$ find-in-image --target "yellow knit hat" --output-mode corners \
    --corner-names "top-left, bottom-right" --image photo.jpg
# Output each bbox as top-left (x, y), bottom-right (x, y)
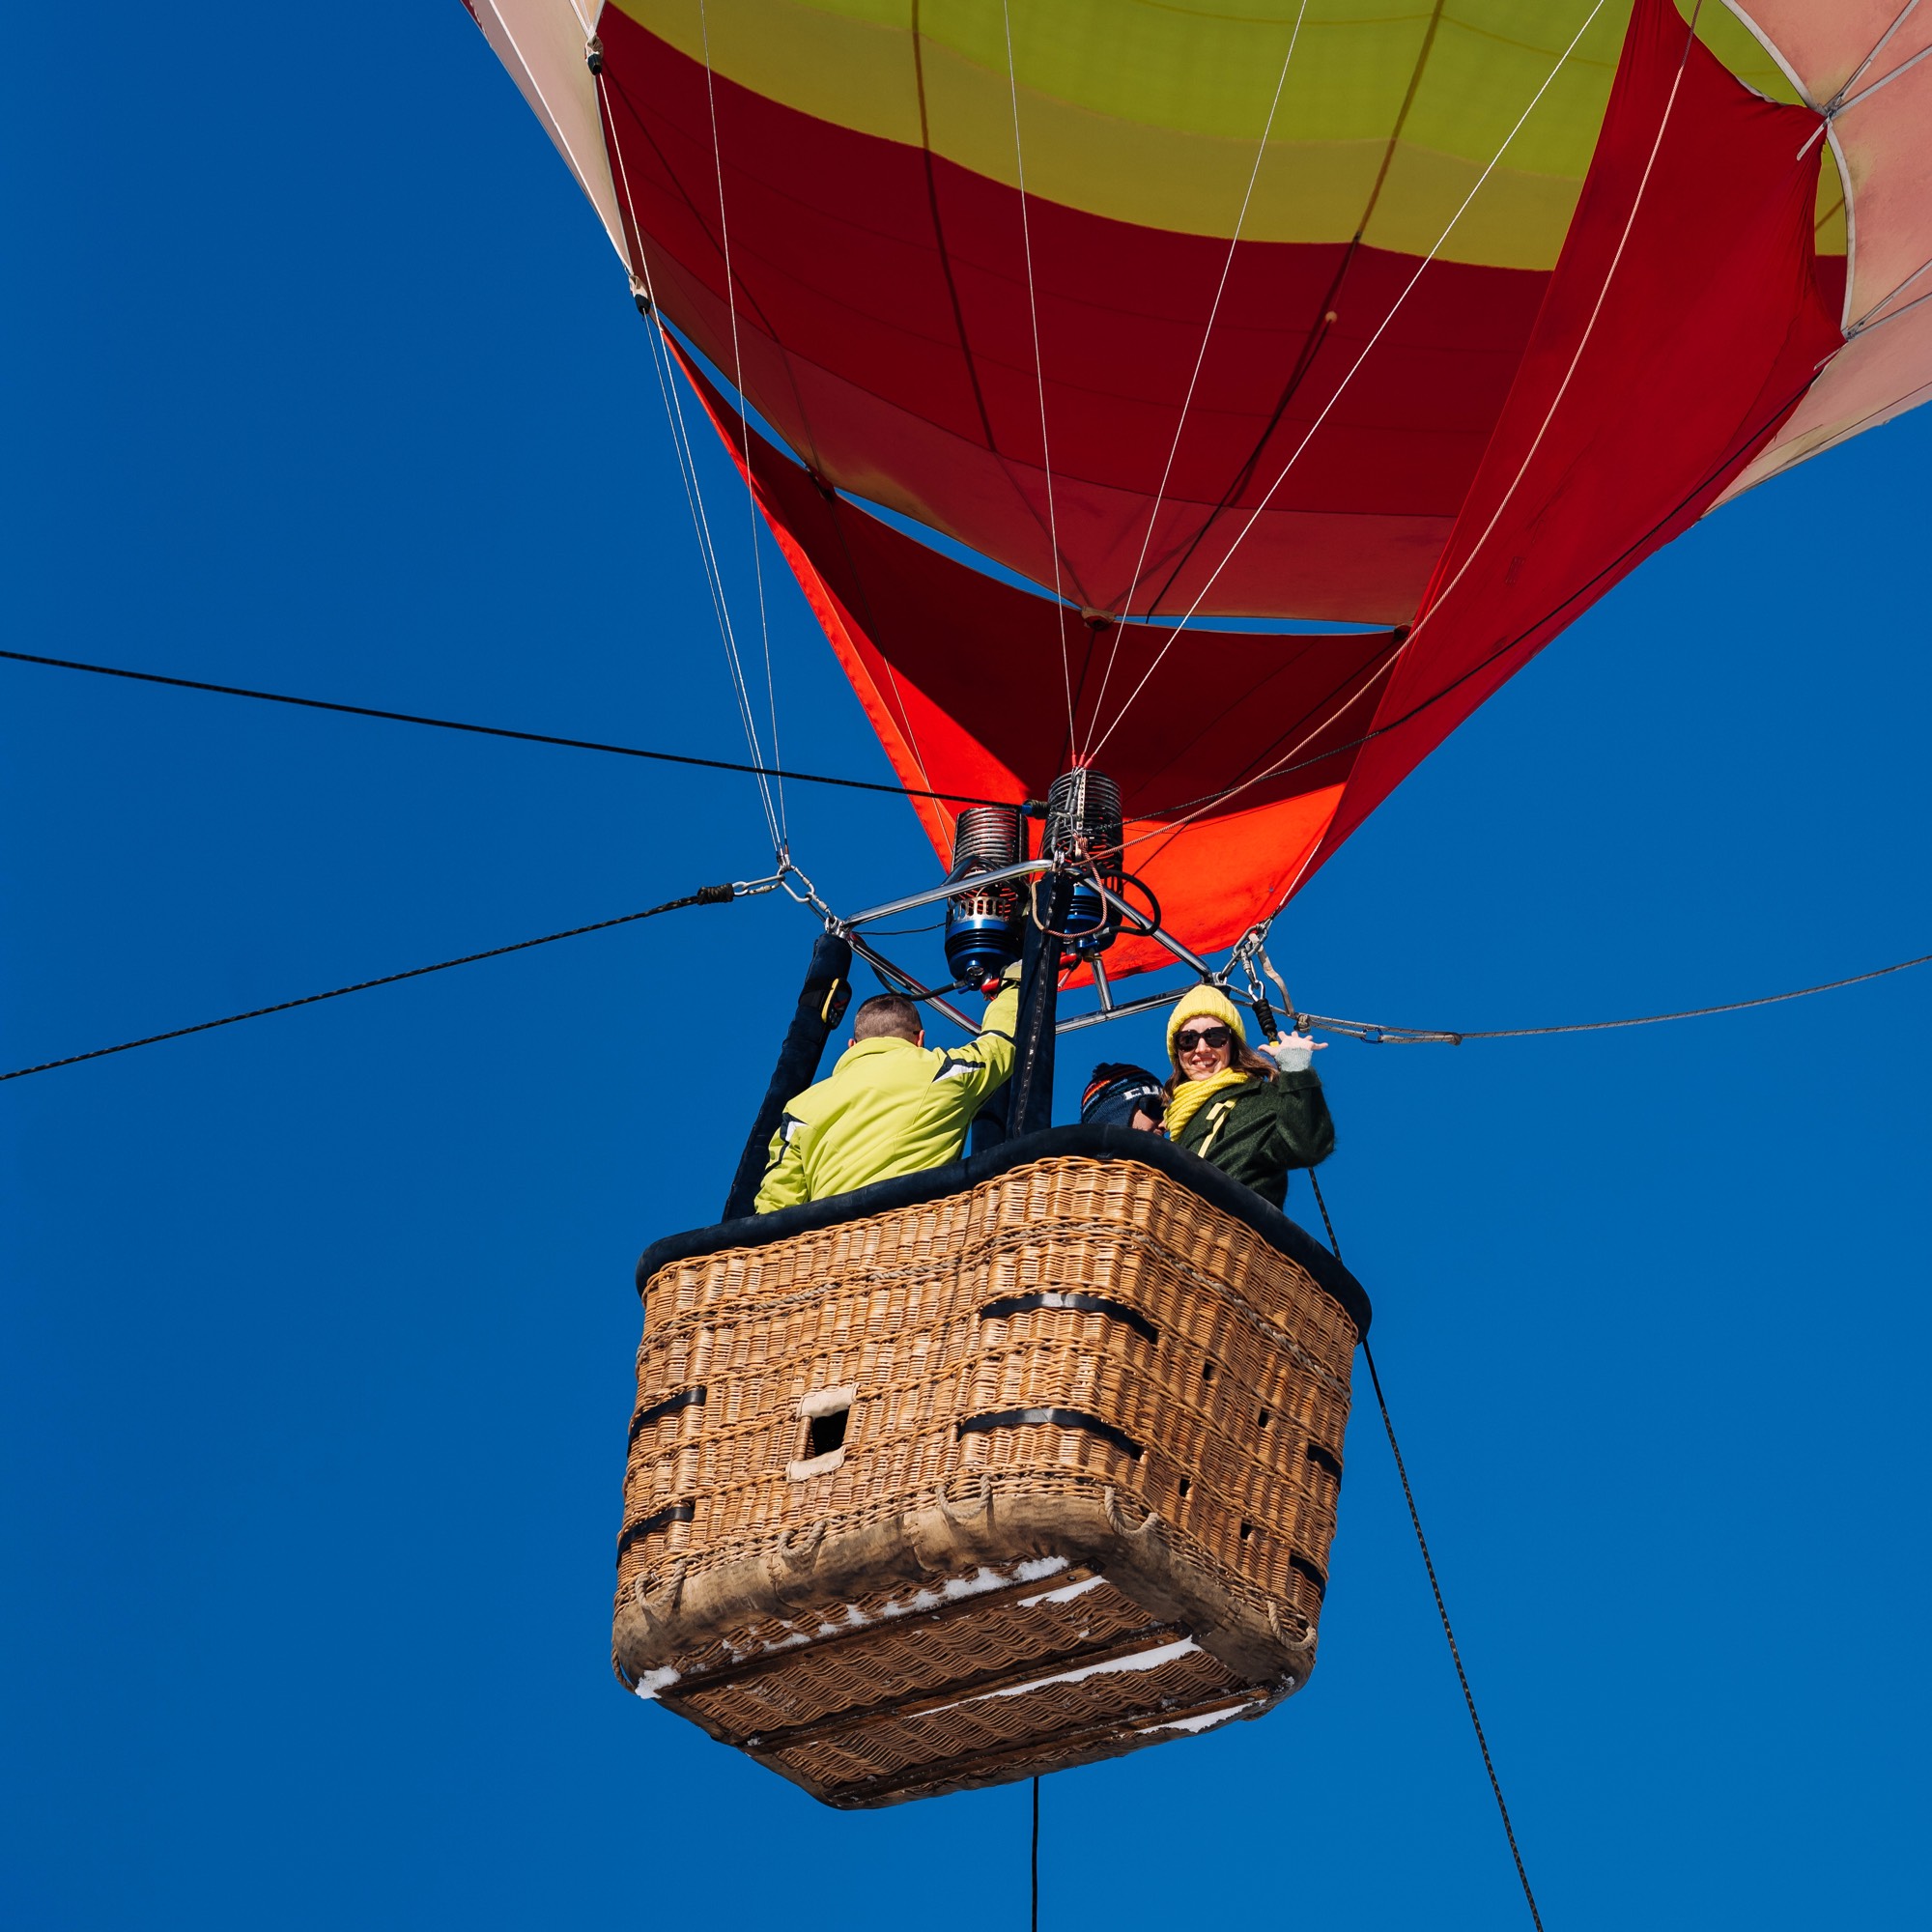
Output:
top-left (1165, 984), bottom-right (1247, 1065)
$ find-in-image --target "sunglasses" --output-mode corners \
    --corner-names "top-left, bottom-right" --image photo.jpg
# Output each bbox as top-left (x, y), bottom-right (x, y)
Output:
top-left (1175, 1025), bottom-right (1233, 1054)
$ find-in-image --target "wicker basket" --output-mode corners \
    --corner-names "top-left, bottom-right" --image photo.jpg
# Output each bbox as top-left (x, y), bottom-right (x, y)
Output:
top-left (614, 1126), bottom-right (1369, 1807)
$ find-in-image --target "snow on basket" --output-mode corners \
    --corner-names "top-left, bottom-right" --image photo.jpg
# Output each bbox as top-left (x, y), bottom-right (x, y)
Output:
top-left (614, 1125), bottom-right (1371, 1807)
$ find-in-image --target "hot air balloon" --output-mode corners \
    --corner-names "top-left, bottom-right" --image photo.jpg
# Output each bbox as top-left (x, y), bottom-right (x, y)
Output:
top-left (462, 0), bottom-right (1932, 1803)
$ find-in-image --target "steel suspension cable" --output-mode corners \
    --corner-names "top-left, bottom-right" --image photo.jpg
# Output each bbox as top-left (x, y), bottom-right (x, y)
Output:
top-left (634, 270), bottom-right (773, 825)
top-left (1079, 0), bottom-right (1609, 768)
top-left (697, 0), bottom-right (787, 851)
top-left (0, 647), bottom-right (1029, 811)
top-left (1108, 340), bottom-right (1833, 864)
top-left (1110, 0), bottom-right (1707, 885)
top-left (1386, 0), bottom-right (1706, 676)
top-left (1000, 0), bottom-right (1079, 758)
top-left (1305, 1172), bottom-right (1547, 1932)
top-left (600, 65), bottom-right (781, 851)
top-left (0, 885), bottom-right (743, 1084)
top-left (1080, 0), bottom-right (1311, 754)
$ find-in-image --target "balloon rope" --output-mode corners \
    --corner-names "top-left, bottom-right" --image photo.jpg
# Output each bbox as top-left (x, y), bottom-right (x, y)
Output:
top-left (603, 60), bottom-right (940, 809)
top-left (696, 0), bottom-right (787, 854)
top-left (1392, 0), bottom-right (1708, 670)
top-left (1080, 0), bottom-right (1611, 768)
top-left (1115, 0), bottom-right (1704, 878)
top-left (1079, 0), bottom-right (1312, 759)
top-left (1108, 334), bottom-right (1828, 867)
top-left (1000, 0), bottom-right (1079, 761)
top-left (599, 69), bottom-right (783, 852)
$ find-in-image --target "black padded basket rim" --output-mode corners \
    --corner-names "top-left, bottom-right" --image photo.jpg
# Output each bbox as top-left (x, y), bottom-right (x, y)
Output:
top-left (636, 1122), bottom-right (1371, 1336)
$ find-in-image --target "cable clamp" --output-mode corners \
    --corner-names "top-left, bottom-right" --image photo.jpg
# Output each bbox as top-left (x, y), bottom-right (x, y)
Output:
top-left (771, 859), bottom-right (839, 927)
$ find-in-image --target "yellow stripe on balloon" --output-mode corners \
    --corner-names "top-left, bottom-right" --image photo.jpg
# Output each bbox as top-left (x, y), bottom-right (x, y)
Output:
top-left (611, 0), bottom-right (1842, 263)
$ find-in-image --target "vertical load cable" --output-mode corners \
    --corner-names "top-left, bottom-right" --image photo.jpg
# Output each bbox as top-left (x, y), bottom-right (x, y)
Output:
top-left (1097, 0), bottom-right (1734, 884)
top-left (1306, 1172), bottom-right (1548, 1932)
top-left (1000, 0), bottom-right (1079, 757)
top-left (697, 0), bottom-right (787, 856)
top-left (1078, 0), bottom-right (1610, 770)
top-left (598, 67), bottom-right (783, 855)
top-left (1382, 0), bottom-right (1710, 669)
top-left (1080, 0), bottom-right (1311, 755)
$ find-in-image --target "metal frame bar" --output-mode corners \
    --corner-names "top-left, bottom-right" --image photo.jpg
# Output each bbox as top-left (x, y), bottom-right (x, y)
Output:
top-left (837, 860), bottom-right (1225, 1040)
top-left (840, 857), bottom-right (1049, 930)
top-left (1089, 952), bottom-right (1115, 1014)
top-left (844, 930), bottom-right (977, 1036)
top-left (1055, 986), bottom-right (1194, 1036)
top-left (1091, 879), bottom-right (1213, 978)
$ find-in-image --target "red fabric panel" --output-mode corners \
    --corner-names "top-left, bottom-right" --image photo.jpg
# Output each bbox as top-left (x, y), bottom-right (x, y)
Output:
top-left (597, 9), bottom-right (1548, 622)
top-left (1309, 0), bottom-right (1842, 875)
top-left (668, 343), bottom-right (1388, 974)
top-left (649, 0), bottom-right (1839, 972)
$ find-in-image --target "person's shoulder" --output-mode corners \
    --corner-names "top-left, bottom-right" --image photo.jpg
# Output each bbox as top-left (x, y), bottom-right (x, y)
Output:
top-left (784, 1066), bottom-right (844, 1117)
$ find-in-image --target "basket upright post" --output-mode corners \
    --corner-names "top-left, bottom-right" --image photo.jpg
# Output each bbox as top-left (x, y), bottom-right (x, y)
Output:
top-left (1004, 874), bottom-right (1072, 1137)
top-left (720, 931), bottom-right (854, 1220)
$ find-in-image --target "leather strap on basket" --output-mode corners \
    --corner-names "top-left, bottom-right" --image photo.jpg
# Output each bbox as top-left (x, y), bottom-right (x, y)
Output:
top-left (979, 1292), bottom-right (1157, 1344)
top-left (956, 1406), bottom-right (1142, 1461)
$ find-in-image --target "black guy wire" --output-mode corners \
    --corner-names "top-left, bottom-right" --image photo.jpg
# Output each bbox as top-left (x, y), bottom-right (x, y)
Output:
top-left (0, 885), bottom-right (738, 1084)
top-left (1307, 1171), bottom-right (1547, 1932)
top-left (0, 648), bottom-right (1031, 814)
top-left (1031, 1775), bottom-right (1041, 1932)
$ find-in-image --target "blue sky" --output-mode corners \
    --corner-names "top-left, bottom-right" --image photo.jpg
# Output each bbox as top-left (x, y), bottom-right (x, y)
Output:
top-left (4, 10), bottom-right (1927, 1929)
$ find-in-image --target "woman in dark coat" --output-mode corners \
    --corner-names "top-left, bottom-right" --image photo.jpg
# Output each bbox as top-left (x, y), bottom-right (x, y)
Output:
top-left (1161, 986), bottom-right (1333, 1209)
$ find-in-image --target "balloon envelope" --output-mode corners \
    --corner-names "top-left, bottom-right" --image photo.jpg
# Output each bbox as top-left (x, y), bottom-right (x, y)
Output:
top-left (467, 0), bottom-right (1928, 966)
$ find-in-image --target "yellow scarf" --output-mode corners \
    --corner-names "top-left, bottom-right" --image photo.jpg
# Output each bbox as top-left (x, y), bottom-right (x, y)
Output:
top-left (1163, 1067), bottom-right (1253, 1141)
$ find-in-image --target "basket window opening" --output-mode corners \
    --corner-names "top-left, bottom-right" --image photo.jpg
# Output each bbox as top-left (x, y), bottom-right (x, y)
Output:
top-left (806, 1406), bottom-right (849, 1459)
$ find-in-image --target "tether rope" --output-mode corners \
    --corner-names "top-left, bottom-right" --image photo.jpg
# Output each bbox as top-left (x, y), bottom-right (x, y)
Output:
top-left (0, 886), bottom-right (740, 1083)
top-left (1306, 1172), bottom-right (1547, 1932)
top-left (0, 647), bottom-right (1027, 811)
top-left (1294, 949), bottom-right (1932, 1045)
top-left (1030, 1775), bottom-right (1041, 1932)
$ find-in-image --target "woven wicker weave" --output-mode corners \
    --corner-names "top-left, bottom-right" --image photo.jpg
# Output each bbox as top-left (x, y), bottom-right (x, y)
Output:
top-left (614, 1139), bottom-right (1366, 1806)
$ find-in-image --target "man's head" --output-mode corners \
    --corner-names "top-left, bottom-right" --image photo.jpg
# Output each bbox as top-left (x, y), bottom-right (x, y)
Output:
top-left (1081, 1063), bottom-right (1167, 1132)
top-left (851, 992), bottom-right (923, 1047)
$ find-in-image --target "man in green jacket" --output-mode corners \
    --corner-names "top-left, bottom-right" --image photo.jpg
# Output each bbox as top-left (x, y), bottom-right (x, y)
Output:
top-left (753, 966), bottom-right (1021, 1213)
